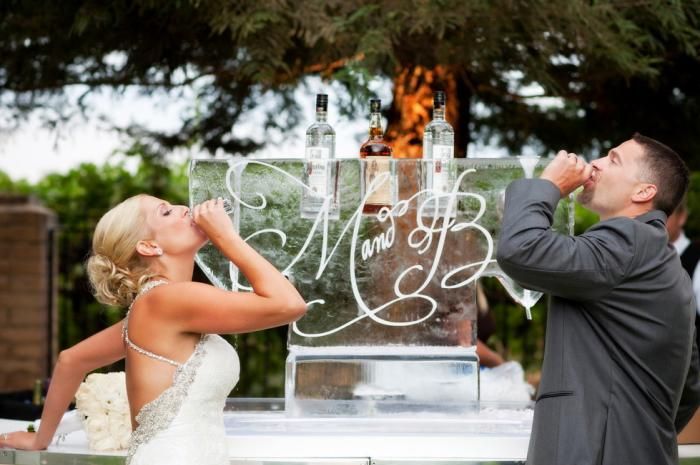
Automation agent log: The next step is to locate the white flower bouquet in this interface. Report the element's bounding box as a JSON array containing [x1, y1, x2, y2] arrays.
[[75, 372, 131, 451]]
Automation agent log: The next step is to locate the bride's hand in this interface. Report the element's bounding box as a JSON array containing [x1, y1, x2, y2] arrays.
[[192, 198, 238, 245], [0, 431, 44, 450]]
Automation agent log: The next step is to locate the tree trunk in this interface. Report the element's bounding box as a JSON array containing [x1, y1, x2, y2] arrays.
[[385, 65, 471, 158], [454, 72, 473, 159]]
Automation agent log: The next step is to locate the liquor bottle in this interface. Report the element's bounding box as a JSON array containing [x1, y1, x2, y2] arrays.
[[423, 90, 455, 216], [359, 98, 393, 215], [301, 93, 338, 219]]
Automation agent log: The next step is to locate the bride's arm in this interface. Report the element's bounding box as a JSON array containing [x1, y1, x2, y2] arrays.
[[0, 320, 126, 450], [148, 198, 306, 335]]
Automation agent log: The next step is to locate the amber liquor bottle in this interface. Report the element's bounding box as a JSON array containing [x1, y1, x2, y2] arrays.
[[359, 99, 393, 215]]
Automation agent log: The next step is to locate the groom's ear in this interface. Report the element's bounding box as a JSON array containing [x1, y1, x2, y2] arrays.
[[632, 183, 657, 204]]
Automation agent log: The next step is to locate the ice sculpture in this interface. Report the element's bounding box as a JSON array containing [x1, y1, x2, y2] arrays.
[[189, 158, 573, 416]]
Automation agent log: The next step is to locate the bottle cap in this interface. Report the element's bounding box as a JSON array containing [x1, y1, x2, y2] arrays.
[[370, 99, 381, 113], [434, 91, 446, 107], [316, 94, 328, 112]]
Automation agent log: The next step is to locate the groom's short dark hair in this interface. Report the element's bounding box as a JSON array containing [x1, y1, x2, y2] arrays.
[[633, 133, 689, 216]]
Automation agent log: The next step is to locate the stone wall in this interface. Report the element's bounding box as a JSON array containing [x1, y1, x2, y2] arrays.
[[0, 194, 58, 392]]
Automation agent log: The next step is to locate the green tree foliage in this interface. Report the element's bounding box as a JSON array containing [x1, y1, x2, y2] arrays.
[[1, 1, 699, 160]]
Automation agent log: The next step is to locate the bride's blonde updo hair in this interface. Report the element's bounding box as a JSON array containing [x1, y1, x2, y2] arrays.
[[86, 194, 159, 308]]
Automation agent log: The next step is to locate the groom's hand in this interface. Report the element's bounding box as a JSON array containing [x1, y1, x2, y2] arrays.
[[540, 150, 593, 197]]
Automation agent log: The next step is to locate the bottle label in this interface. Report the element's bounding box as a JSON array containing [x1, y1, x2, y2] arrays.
[[431, 145, 453, 193], [305, 146, 330, 159], [305, 146, 331, 197], [433, 145, 453, 160], [432, 161, 449, 194], [307, 160, 328, 197], [364, 157, 391, 206]]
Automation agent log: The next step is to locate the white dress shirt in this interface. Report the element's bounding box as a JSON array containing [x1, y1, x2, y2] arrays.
[[673, 231, 700, 316]]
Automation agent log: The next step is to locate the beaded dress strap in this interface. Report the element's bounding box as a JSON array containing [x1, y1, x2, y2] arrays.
[[122, 280, 181, 368]]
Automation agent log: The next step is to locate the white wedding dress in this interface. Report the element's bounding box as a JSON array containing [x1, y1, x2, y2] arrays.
[[122, 281, 240, 465]]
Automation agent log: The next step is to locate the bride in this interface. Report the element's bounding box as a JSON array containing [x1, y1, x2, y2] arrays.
[[0, 195, 306, 464]]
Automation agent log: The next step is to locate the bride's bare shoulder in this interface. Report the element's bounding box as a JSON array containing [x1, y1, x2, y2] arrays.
[[137, 281, 221, 314]]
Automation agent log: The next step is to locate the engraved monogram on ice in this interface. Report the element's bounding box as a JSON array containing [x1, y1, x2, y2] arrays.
[[226, 161, 493, 338]]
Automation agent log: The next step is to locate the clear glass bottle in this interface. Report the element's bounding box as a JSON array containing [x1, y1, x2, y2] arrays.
[[360, 98, 393, 216], [301, 93, 338, 219], [423, 90, 455, 216]]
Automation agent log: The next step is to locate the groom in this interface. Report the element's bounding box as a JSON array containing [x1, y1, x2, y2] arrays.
[[497, 133, 700, 465]]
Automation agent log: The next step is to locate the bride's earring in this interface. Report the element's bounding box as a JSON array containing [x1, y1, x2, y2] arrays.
[[155, 248, 163, 256]]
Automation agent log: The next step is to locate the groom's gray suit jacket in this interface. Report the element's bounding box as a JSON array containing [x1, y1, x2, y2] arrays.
[[497, 179, 700, 465]]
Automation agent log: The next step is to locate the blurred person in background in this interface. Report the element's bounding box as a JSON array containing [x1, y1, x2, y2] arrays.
[[667, 197, 700, 350]]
